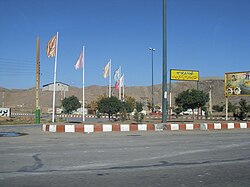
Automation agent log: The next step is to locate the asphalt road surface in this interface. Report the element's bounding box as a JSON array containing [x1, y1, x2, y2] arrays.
[[0, 125, 250, 187]]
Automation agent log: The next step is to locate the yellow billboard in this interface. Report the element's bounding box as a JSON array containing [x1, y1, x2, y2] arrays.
[[170, 69, 199, 81], [224, 71, 250, 96]]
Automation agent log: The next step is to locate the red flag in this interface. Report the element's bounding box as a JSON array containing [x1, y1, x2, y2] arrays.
[[115, 81, 119, 90]]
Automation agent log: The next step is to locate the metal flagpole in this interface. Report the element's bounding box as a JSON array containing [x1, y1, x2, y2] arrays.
[[123, 74, 125, 101], [52, 32, 59, 123], [119, 66, 122, 100], [82, 46, 85, 122], [109, 59, 111, 98]]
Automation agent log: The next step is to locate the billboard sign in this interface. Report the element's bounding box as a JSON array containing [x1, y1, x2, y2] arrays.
[[224, 71, 250, 96], [170, 69, 199, 81]]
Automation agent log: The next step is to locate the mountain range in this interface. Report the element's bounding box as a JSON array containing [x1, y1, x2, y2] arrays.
[[0, 77, 249, 113]]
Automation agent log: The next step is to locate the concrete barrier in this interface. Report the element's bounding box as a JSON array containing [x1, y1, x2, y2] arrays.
[[42, 122, 250, 133]]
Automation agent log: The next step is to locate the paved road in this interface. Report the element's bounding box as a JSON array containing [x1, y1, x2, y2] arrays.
[[0, 125, 250, 186]]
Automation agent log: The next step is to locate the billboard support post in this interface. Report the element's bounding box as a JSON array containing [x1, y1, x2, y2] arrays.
[[225, 97, 228, 121]]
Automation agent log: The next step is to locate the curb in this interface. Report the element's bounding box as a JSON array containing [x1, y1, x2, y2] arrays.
[[42, 122, 250, 133]]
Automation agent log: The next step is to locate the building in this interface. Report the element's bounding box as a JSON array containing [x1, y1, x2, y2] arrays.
[[42, 82, 69, 92]]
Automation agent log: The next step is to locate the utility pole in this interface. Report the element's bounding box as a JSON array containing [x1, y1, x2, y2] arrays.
[[162, 0, 168, 123], [209, 85, 212, 117], [35, 37, 40, 124], [149, 47, 155, 114], [2, 92, 5, 108]]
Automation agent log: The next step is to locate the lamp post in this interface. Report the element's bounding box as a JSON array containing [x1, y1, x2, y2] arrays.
[[149, 48, 155, 114], [162, 0, 168, 123]]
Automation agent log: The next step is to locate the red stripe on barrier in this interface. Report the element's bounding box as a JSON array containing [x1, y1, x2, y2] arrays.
[[208, 123, 214, 130], [46, 124, 49, 131], [247, 122, 250, 128], [179, 124, 186, 130], [221, 123, 228, 129], [147, 124, 155, 131], [94, 124, 103, 132], [194, 124, 199, 130], [234, 123, 240, 129], [130, 124, 138, 131], [75, 125, 84, 133], [112, 124, 120, 131], [56, 125, 65, 132]]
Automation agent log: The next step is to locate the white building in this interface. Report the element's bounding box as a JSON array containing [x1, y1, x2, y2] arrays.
[[42, 82, 69, 92]]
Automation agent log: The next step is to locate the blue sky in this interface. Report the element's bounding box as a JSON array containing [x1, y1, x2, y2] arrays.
[[0, 0, 250, 89]]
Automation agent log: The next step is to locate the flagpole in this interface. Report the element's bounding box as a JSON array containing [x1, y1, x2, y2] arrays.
[[123, 74, 125, 101], [119, 66, 122, 100], [82, 46, 85, 122], [52, 32, 58, 123], [109, 59, 111, 98]]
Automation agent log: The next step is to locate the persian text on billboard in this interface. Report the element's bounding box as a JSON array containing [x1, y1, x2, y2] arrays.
[[224, 71, 250, 96], [170, 70, 199, 81]]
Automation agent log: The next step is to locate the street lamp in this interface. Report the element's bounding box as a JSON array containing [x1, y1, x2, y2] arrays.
[[149, 47, 155, 114]]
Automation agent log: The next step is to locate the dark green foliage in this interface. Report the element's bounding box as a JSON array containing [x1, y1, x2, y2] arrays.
[[97, 96, 122, 120], [212, 105, 224, 112], [133, 111, 144, 123], [175, 89, 209, 111], [228, 102, 237, 113], [135, 102, 143, 113], [61, 95, 81, 114], [173, 107, 183, 116], [239, 99, 248, 120]]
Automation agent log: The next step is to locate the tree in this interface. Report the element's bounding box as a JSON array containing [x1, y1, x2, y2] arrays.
[[124, 96, 136, 112], [134, 101, 144, 123], [239, 99, 248, 120], [97, 96, 122, 120], [61, 95, 81, 114], [135, 101, 143, 112], [175, 89, 209, 118], [228, 102, 237, 113], [212, 105, 224, 112], [175, 89, 209, 111]]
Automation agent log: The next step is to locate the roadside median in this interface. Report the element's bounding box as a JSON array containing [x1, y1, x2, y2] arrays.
[[42, 122, 250, 133]]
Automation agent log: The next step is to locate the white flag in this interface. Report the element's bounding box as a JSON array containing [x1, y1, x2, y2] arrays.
[[114, 67, 121, 81], [75, 51, 84, 70], [103, 60, 110, 78], [120, 74, 124, 87]]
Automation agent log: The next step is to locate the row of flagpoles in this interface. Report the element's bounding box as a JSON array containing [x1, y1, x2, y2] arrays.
[[103, 60, 125, 100], [46, 32, 125, 123]]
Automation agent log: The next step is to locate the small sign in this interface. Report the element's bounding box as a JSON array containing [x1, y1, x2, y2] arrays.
[[170, 69, 199, 81], [0, 108, 11, 117]]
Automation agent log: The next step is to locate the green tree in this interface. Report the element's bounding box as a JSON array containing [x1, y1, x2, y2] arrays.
[[135, 101, 143, 112], [228, 102, 237, 113], [175, 89, 209, 118], [133, 101, 144, 123], [97, 96, 122, 120], [239, 99, 248, 120], [125, 96, 136, 112], [61, 95, 81, 114], [212, 105, 224, 112]]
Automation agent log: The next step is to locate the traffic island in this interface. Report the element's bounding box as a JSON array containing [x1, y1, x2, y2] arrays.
[[42, 122, 250, 133]]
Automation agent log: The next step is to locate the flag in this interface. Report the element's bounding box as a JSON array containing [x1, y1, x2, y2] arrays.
[[115, 81, 119, 91], [75, 51, 84, 70], [103, 60, 110, 78], [120, 74, 124, 87], [46, 34, 57, 58], [114, 67, 120, 81]]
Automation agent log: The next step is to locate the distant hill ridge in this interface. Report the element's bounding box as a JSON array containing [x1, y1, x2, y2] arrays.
[[0, 77, 249, 113]]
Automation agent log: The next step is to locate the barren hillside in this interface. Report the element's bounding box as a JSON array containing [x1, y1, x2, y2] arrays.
[[0, 78, 249, 113]]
